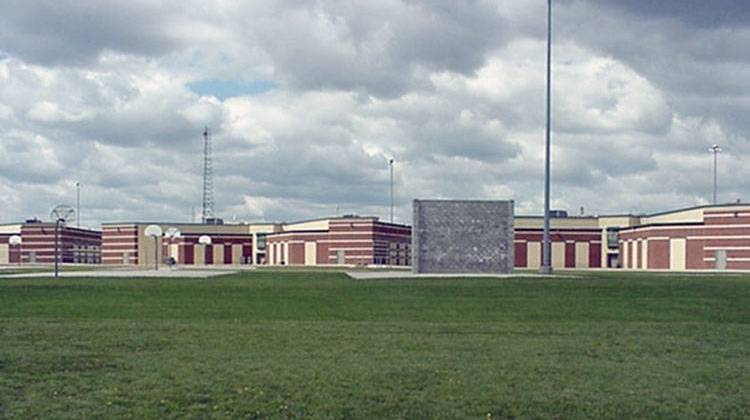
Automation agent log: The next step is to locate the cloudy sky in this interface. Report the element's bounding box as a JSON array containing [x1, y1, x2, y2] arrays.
[[1, 0, 748, 227]]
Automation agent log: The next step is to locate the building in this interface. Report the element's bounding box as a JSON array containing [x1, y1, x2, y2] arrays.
[[265, 216, 411, 266], [101, 221, 279, 267], [619, 204, 750, 270], [513, 213, 636, 270], [0, 220, 101, 265], [8, 203, 748, 272]]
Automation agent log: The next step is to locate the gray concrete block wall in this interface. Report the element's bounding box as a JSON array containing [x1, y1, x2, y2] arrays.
[[412, 200, 514, 274]]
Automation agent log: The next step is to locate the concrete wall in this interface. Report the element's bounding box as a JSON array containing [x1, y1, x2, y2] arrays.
[[412, 200, 514, 274]]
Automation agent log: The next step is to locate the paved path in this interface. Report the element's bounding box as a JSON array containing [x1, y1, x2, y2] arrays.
[[0, 268, 237, 279]]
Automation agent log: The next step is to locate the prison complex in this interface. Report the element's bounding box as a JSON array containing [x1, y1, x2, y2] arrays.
[[0, 220, 101, 265], [100, 216, 411, 267], [3, 204, 750, 271]]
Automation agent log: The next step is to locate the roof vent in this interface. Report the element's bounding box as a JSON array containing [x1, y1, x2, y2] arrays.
[[550, 210, 568, 218]]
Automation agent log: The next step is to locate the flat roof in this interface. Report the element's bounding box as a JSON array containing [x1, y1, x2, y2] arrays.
[[101, 221, 279, 226]]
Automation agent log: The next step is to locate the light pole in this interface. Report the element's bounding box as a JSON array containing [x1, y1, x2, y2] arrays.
[[709, 144, 722, 205], [54, 218, 64, 277], [75, 182, 81, 227], [389, 158, 395, 223], [540, 0, 553, 275], [50, 205, 74, 278]]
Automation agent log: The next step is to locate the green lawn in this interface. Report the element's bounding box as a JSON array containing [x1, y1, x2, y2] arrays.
[[1, 270, 750, 419]]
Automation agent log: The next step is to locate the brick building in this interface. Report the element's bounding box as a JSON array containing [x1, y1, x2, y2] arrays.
[[265, 216, 411, 266], [101, 221, 278, 267], [619, 204, 750, 270], [0, 220, 101, 264]]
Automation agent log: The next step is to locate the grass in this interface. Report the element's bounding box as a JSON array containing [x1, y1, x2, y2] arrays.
[[1, 270, 750, 418]]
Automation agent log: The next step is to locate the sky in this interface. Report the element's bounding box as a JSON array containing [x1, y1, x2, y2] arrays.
[[0, 0, 748, 228]]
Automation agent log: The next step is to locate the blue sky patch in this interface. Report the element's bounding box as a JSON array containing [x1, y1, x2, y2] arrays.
[[187, 79, 276, 100]]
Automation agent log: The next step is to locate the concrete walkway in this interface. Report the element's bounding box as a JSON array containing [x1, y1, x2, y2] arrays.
[[0, 268, 237, 279]]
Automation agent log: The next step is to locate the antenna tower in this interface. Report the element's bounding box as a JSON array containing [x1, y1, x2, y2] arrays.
[[201, 126, 214, 223]]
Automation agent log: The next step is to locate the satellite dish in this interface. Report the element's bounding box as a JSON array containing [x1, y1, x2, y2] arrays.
[[50, 204, 75, 223], [198, 235, 212, 245], [144, 224, 163, 237], [165, 227, 181, 238], [8, 235, 21, 245]]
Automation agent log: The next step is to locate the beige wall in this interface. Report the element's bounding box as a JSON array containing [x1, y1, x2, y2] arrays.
[[232, 244, 242, 264], [644, 208, 704, 225], [527, 242, 541, 269], [575, 243, 589, 268], [670, 238, 686, 270], [597, 216, 641, 229], [514, 217, 599, 229], [304, 242, 317, 265], [0, 224, 22, 234], [283, 219, 329, 232], [138, 227, 163, 268], [0, 244, 8, 265], [213, 244, 224, 264], [194, 245, 205, 265], [551, 242, 565, 269]]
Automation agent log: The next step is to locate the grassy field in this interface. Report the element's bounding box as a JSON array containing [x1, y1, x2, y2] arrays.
[[1, 270, 750, 419]]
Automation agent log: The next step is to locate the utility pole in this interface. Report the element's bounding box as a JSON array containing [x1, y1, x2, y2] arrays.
[[389, 158, 395, 223], [709, 144, 722, 205], [54, 218, 64, 278], [540, 0, 553, 275], [75, 182, 80, 227]]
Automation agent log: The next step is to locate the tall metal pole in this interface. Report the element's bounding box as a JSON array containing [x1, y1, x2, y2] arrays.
[[709, 144, 722, 205], [154, 236, 159, 271], [75, 182, 80, 227], [54, 219, 60, 278], [389, 158, 394, 223], [540, 0, 553, 275]]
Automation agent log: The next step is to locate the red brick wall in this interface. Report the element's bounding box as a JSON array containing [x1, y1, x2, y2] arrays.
[[514, 242, 527, 267], [686, 239, 706, 269], [289, 243, 305, 265], [648, 240, 669, 269], [565, 243, 575, 268], [102, 225, 138, 264], [22, 223, 101, 264], [589, 243, 601, 268]]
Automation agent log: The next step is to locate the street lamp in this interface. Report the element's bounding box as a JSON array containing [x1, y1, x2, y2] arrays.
[[50, 205, 75, 278], [389, 158, 395, 223], [144, 225, 163, 271], [540, 0, 553, 275], [75, 182, 81, 227], [709, 144, 722, 205]]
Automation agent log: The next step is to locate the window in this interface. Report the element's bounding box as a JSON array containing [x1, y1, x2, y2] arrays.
[[606, 228, 620, 250], [256, 233, 267, 250]]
